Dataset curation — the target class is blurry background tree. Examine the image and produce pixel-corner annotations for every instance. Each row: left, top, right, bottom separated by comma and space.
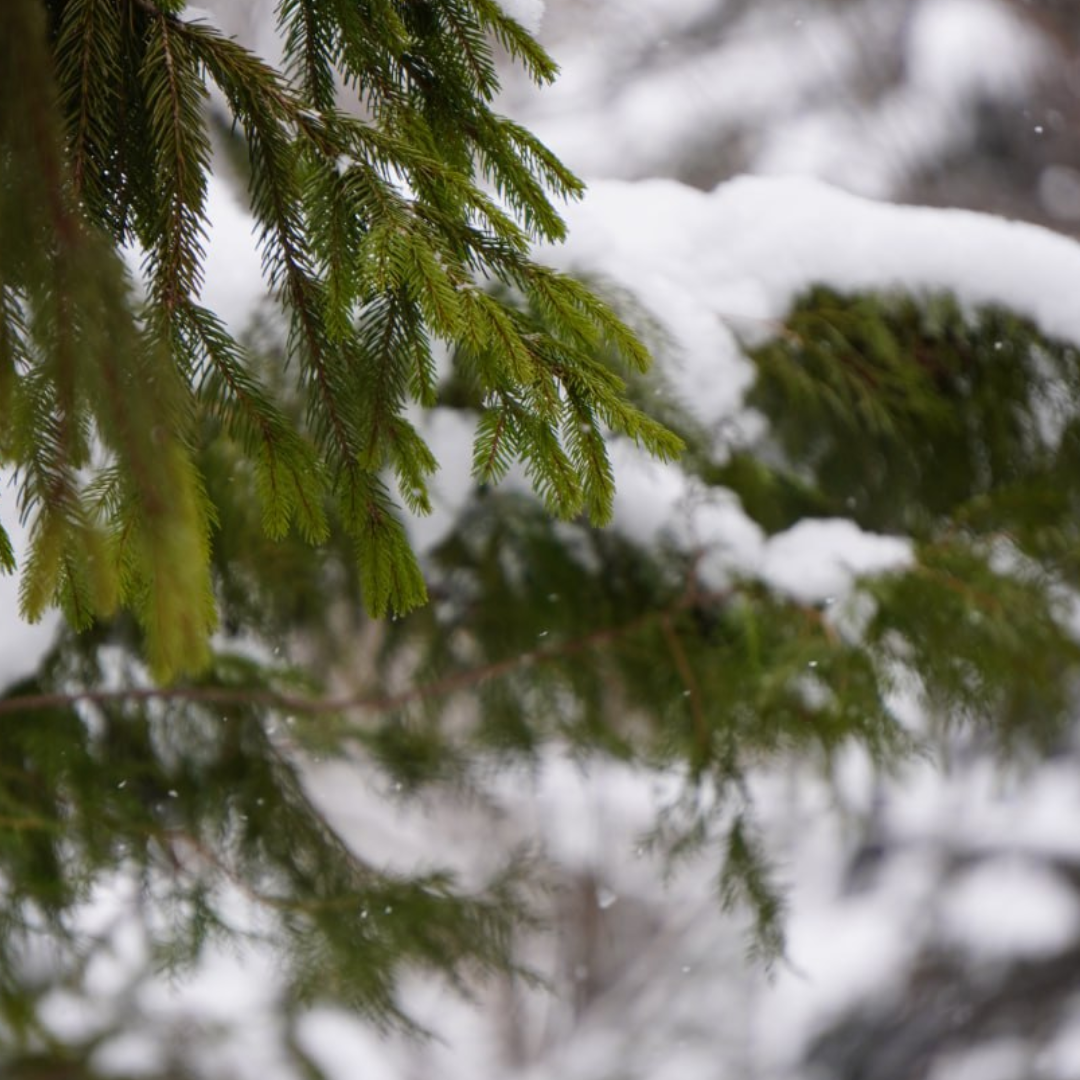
6, 2, 1080, 1079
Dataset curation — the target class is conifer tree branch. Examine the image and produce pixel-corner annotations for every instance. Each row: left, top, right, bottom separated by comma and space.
660, 613, 710, 764
141, 6, 210, 309
58, 0, 117, 203
0, 583, 731, 719
1, 0, 681, 667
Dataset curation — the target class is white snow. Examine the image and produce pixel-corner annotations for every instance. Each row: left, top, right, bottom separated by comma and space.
938, 857, 1080, 961
759, 519, 913, 606
294, 1009, 398, 1080
406, 407, 479, 557
887, 755, 1080, 862
556, 175, 1080, 352
201, 174, 268, 331
496, 0, 545, 33
0, 472, 62, 693
763, 891, 923, 1063
906, 0, 1043, 101
509, 0, 1052, 204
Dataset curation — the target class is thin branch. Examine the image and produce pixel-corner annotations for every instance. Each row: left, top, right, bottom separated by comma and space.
660, 612, 710, 761
0, 814, 63, 833
0, 585, 732, 720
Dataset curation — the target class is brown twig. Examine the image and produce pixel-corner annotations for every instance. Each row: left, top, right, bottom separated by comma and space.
0, 585, 732, 720
659, 612, 710, 761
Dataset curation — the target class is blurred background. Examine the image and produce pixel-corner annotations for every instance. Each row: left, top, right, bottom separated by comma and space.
506, 0, 1080, 227
418, 4, 1080, 1077
403, 4, 1080, 1077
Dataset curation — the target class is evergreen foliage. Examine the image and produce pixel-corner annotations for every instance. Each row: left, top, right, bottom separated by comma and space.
5, 3, 1080, 1074
0, 646, 524, 1035
0, 0, 679, 680
4, 257, 1080, 1068
728, 288, 1080, 753
369, 287, 1080, 959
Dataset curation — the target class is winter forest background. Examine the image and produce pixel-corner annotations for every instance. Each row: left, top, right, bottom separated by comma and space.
7, 0, 1080, 1077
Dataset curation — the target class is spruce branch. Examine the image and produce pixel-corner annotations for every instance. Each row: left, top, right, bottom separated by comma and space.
140, 4, 211, 310
660, 612, 710, 769
0, 579, 730, 719
2, 0, 680, 671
